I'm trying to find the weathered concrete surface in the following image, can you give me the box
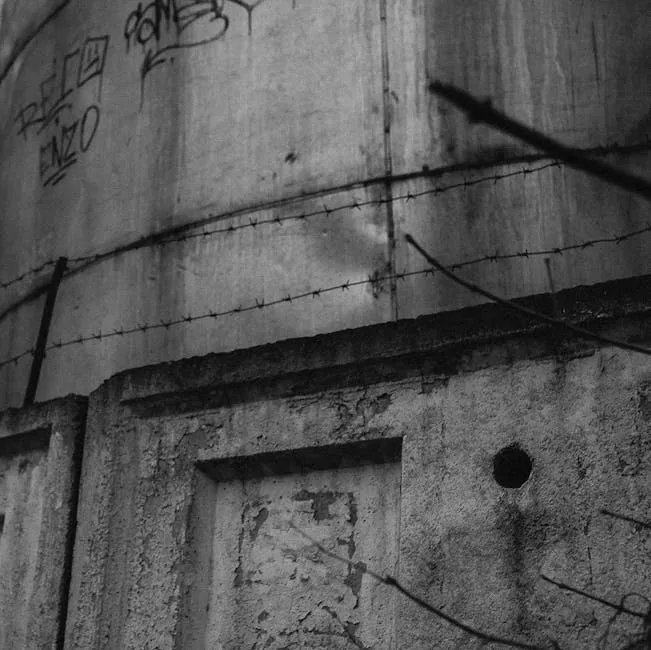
[1,0,650,410]
[203,461,400,649]
[388,0,651,318]
[65,281,650,648]
[0,395,86,649]
[389,0,651,169]
[0,0,391,408]
[65,370,402,648]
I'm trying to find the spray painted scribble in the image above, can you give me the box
[123,0,270,103]
[14,35,109,187]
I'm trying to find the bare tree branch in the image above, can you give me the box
[289,522,547,649]
[600,509,651,530]
[540,575,647,619]
[428,81,651,202]
[404,234,651,357]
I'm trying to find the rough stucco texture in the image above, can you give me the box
[2,0,651,410]
[0,396,86,650]
[65,343,650,649]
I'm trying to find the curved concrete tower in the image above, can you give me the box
[1,0,650,407]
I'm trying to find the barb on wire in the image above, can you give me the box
[0,259,56,291]
[405,234,651,356]
[429,81,651,202]
[288,522,545,649]
[0,348,35,370]
[540,575,647,619]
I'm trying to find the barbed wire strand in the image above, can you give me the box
[0,271,385,370]
[1,160,557,291]
[0,259,56,291]
[288,522,547,649]
[63,161,564,270]
[0,159,563,324]
[4,138,649,294]
[2,236,651,372]
[405,234,651,356]
[114,161,564,250]
[2,171,650,330]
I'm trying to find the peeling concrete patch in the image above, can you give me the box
[250,506,269,541]
[292,489,339,521]
[204,461,400,648]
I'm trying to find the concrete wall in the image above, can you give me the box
[1,0,650,409]
[60,276,651,649]
[0,396,86,649]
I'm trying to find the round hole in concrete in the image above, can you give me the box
[493,445,532,488]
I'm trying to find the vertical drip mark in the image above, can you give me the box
[379,0,398,320]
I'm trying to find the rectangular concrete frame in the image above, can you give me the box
[65,275,651,649]
[0,395,87,649]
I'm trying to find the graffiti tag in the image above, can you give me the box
[124,0,270,102]
[14,35,109,188]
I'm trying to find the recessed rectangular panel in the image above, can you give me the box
[0,446,48,647]
[201,443,401,649]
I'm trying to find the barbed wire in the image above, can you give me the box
[3,211,650,330]
[4,138,649,292]
[0,159,565,324]
[2,219,651,368]
[0,259,56,291]
[2,162,650,333]
[0,272,378,370]
[0,162,561,289]
[0,348,35,369]
[63,161,564,269]
[98,161,565,251]
[0,260,505,370]
[3,219,650,371]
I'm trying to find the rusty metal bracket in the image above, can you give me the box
[24,256,67,406]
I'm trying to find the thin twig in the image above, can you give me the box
[540,575,646,619]
[405,234,651,357]
[289,522,545,649]
[600,509,651,530]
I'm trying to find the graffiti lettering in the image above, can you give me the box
[80,105,101,152]
[15,35,109,188]
[38,105,101,187]
[124,0,270,103]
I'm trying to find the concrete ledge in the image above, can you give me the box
[116,273,651,410]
